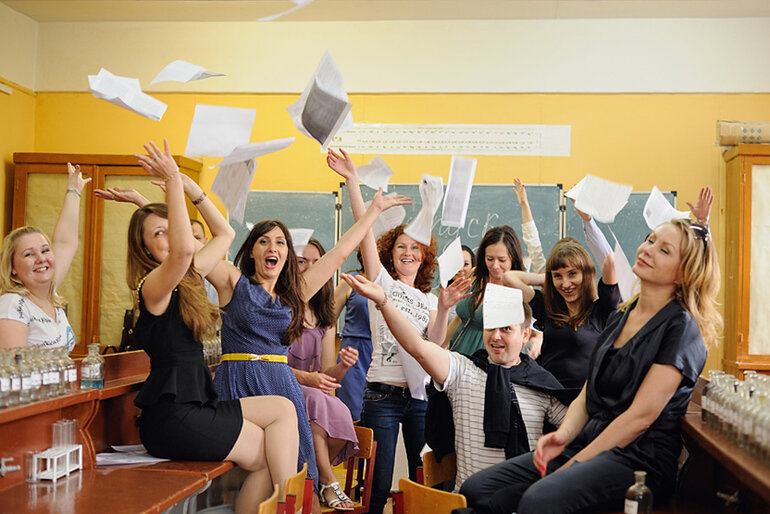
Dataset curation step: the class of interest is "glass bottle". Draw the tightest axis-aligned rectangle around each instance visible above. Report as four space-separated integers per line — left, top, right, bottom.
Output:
80 343 105 390
0 350 11 408
624 470 653 514
27 347 43 402
16 350 32 404
60 347 78 394
7 350 21 407
701 369 724 426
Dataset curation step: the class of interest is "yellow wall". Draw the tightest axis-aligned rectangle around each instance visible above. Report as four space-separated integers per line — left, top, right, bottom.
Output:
29 90 770 370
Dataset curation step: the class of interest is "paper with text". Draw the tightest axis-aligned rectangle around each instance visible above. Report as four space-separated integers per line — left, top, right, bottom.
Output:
357 156 394 192
150 59 225 85
574 174 632 224
437 237 465 288
88 68 167 121
212 160 256 224
185 104 256 157
404 174 444 246
441 156 476 228
643 186 690 230
483 283 524 329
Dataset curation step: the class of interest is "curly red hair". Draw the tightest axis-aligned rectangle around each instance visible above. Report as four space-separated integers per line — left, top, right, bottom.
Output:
377 224 437 293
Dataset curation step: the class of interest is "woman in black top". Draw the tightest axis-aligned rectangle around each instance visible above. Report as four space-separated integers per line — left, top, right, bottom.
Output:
505 237 619 388
126 140 299 512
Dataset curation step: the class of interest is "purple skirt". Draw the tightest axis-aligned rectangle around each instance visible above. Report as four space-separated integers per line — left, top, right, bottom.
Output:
301 385 359 465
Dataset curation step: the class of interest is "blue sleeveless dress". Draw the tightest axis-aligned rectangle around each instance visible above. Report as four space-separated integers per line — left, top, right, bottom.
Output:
213 274 318 482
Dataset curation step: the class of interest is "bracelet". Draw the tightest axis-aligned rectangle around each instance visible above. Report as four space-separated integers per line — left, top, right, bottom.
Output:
374 295 388 311
66 188 81 197
695 217 709 225
192 192 207 206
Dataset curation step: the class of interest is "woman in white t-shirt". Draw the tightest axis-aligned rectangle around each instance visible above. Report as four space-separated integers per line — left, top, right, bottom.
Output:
0 163 90 351
327 148 462 514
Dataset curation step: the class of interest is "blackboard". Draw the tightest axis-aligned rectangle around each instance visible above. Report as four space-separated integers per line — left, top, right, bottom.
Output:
564 190 677 274
228 190 338 260
339 183 563 277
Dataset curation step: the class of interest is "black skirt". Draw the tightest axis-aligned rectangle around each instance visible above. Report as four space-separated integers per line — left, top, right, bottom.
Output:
139 395 243 461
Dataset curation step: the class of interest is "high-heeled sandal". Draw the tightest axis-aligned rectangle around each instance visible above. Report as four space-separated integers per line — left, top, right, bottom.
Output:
319 481 355 511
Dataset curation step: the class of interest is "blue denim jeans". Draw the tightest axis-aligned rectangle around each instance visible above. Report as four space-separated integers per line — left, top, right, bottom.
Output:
361 384 427 514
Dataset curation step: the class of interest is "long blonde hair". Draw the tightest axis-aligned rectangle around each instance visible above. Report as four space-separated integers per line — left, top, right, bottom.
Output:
621 219 722 348
0 226 65 308
127 203 219 342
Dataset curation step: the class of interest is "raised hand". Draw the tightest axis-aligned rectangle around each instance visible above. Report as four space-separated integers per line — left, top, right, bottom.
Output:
94 187 149 207
326 148 357 180
67 163 91 193
686 186 713 223
512 178 529 207
438 277 473 310
135 139 179 182
338 346 359 368
370 188 412 212
340 273 386 304
533 430 569 478
306 372 341 394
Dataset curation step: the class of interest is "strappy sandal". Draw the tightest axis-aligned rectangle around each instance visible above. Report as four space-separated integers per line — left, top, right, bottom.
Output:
319 481 355 511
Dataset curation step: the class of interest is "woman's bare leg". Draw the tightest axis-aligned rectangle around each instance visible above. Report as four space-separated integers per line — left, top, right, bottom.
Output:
311 421 354 509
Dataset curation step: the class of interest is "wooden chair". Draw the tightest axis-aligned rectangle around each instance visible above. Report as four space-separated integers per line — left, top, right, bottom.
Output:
321 425 378 514
392 478 467 514
282 462 308 513
258 484 280 514
417 450 457 488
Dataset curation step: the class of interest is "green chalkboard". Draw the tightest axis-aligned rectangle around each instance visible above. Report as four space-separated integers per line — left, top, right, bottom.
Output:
228 190 338 260
565 190 677 273
339 183 563 277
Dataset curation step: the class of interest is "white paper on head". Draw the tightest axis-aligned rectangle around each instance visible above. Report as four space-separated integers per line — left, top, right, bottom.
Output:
358 156 394 192
150 59 226 85
213 137 295 169
643 186 690 230
185 104 256 157
365 195 407 240
564 177 586 201
437 237 465 288
211 159 257 225
404 174 444 246
257 0 313 21
573 174 633 224
609 229 639 302
88 68 167 121
441 156 476 228
290 228 314 255
483 283 524 329
286 51 353 149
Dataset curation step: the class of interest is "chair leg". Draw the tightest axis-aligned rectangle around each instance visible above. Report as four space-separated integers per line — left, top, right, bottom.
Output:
416 467 425 485
284 494 296 514
302 478 314 513
391 490 404 514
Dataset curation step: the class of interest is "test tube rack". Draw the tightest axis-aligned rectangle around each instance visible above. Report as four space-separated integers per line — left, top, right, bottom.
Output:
31 444 82 482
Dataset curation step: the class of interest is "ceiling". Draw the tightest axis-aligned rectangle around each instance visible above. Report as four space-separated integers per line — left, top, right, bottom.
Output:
4 0 770 23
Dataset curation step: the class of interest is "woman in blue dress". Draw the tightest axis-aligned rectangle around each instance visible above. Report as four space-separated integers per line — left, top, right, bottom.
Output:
209 189 409 485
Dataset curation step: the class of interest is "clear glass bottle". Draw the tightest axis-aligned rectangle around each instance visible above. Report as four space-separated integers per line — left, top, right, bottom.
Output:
80 343 105 390
60 347 78 394
624 470 653 514
0 350 11 408
16 350 32 404
27 347 43 402
45 347 62 398
7 350 21 407
701 369 724 426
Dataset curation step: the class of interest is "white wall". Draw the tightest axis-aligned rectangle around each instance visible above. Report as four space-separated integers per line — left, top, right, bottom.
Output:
33 17 770 93
0 3 37 89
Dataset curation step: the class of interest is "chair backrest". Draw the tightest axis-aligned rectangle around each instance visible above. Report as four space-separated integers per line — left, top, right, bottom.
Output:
335 425 377 514
420 450 457 488
283 462 308 513
258 484 280 514
393 478 467 514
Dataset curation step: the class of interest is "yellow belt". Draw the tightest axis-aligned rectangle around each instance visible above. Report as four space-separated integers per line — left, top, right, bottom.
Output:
221 353 288 363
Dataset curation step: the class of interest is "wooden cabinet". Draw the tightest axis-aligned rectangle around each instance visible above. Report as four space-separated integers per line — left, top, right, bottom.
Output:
722 145 770 377
12 153 202 355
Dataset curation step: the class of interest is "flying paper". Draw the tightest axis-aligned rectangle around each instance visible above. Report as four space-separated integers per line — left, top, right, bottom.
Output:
483 284 524 329
150 59 225 85
290 228 314 255
88 68 167 121
365 194 407 239
185 104 256 157
257 0 313 21
357 156 394 192
643 186 690 230
609 230 640 302
441 156 476 228
404 175 443 246
573 174 632 224
437 238 465 288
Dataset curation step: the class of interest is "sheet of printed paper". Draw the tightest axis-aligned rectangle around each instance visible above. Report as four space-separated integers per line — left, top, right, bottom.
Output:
437 237 465 288
483 283 524 328
564 177 586 201
211 159 256 224
365 194 407 239
610 230 639 302
185 104 256 157
214 137 295 168
404 174 444 246
290 228 314 255
257 0 313 21
88 68 167 121
357 156 394 192
643 185 690 230
150 59 226 85
441 156 476 228
286 51 354 148
574 174 632 224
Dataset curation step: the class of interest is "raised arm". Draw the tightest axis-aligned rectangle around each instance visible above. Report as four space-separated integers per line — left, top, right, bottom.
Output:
332 279 352 323
52 163 91 289
94 187 150 207
502 270 543 303
341 273 451 385
572 198 613 269
327 149 381 281
134 140 196 315
301 190 410 302
687 186 714 226
428 278 472 344
514 178 546 273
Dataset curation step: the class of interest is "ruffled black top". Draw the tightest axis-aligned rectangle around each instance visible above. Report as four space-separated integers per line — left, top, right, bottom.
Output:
133 286 218 408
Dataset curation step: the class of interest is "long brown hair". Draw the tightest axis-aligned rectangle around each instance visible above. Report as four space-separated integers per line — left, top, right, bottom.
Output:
304 239 335 328
377 224 437 293
127 203 219 342
470 225 524 313
620 219 722 348
0 226 65 308
544 238 597 329
233 219 305 345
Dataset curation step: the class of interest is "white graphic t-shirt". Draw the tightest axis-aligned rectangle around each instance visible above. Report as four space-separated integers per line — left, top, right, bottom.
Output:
0 293 76 351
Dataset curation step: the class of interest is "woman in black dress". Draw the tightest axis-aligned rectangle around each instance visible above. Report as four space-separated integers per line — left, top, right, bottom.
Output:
126 140 299 513
461 187 720 514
